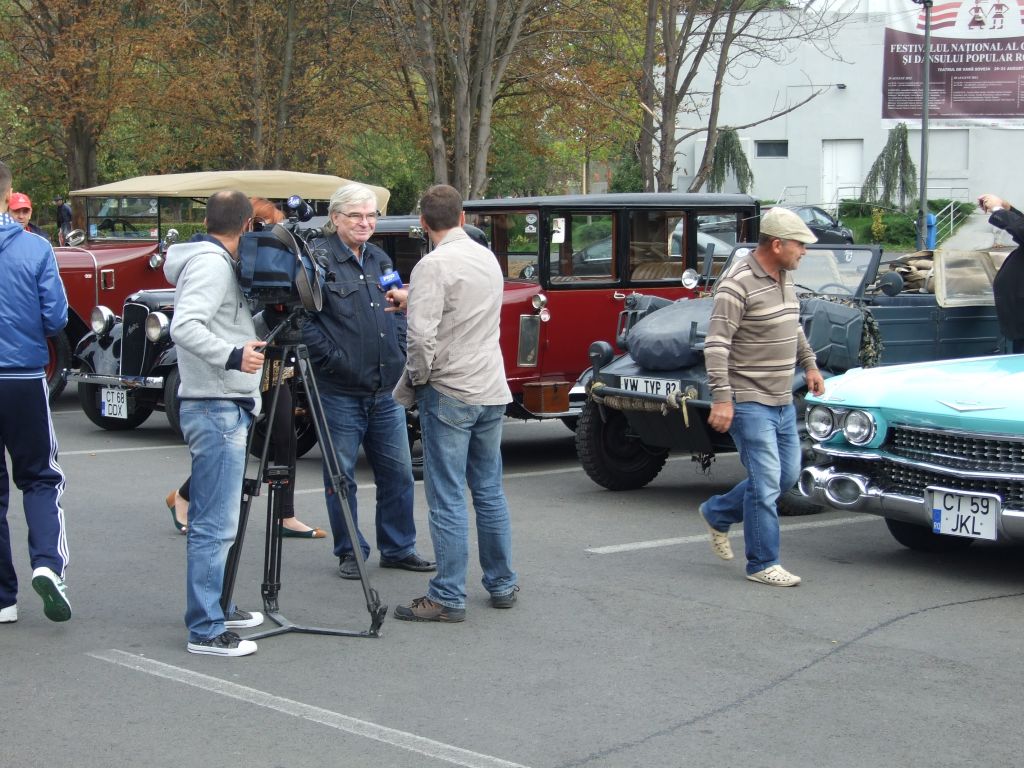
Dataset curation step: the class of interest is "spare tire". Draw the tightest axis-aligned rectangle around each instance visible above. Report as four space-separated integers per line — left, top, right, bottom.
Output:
627 297 714 371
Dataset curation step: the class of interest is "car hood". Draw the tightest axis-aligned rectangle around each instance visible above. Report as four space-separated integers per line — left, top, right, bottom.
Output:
811 354 1024 432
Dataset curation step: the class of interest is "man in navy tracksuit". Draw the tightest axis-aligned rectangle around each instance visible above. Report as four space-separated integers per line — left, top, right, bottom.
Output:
0 161 71 624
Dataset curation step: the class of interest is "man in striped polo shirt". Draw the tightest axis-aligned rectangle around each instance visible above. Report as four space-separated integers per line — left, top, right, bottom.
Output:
699 207 825 587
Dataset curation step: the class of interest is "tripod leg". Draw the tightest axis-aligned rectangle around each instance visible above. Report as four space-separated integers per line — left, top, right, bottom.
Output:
219 347 286 616
261 471 289 613
295 346 387 633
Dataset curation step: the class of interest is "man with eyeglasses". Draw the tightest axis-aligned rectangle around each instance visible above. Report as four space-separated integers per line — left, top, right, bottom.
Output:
699 207 825 588
302 183 433 581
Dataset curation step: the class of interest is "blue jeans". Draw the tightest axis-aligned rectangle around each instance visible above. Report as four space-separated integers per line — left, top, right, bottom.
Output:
179 400 251 642
416 384 517 609
318 390 416 561
702 402 800 575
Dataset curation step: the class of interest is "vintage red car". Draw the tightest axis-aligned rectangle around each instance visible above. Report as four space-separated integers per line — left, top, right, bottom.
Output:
50 170 388 400
461 193 760 425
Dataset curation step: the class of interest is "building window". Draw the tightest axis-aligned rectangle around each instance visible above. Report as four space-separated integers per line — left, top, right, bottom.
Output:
756 141 788 158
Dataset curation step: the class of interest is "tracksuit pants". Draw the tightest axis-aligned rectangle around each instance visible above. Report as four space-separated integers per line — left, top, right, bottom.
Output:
0 375 69 609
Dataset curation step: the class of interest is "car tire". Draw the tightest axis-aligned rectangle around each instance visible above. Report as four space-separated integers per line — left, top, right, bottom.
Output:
78 382 153 430
884 518 975 553
46 332 72 402
163 368 182 436
576 400 668 490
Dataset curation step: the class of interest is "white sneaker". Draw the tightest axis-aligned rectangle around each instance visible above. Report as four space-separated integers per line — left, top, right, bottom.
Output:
31 567 72 621
224 609 264 629
700 503 733 560
0 604 17 623
187 631 257 657
746 565 801 587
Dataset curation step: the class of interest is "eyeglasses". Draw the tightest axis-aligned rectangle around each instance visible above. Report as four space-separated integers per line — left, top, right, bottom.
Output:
337 211 379 223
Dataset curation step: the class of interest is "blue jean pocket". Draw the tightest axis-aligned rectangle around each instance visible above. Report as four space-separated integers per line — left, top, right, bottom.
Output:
437 393 476 428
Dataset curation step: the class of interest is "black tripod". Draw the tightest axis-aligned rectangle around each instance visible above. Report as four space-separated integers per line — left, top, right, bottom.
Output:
220 308 387 640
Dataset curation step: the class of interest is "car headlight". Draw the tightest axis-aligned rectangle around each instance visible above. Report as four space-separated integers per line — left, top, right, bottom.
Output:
148 251 166 269
681 268 699 289
90 306 116 337
145 311 170 343
805 405 836 441
531 293 548 310
842 409 876 445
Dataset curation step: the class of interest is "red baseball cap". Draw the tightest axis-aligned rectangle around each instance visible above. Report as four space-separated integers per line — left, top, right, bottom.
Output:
9 192 32 211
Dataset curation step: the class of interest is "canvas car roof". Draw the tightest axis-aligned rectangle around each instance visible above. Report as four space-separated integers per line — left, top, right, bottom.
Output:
70 170 390 213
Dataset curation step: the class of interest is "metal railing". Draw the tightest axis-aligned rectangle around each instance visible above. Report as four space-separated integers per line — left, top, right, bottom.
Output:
775 185 807 205
934 200 965 242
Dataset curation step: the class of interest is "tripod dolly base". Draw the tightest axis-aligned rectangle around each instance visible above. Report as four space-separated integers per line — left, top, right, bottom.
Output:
245 606 387 641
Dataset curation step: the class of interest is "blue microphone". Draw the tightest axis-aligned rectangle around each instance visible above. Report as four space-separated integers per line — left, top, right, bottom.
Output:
378 267 403 292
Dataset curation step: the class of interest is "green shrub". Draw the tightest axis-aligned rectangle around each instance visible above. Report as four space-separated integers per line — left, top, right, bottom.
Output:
839 199 874 219
880 213 917 244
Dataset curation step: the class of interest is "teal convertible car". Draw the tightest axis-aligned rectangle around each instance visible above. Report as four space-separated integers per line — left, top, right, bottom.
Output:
799 354 1024 551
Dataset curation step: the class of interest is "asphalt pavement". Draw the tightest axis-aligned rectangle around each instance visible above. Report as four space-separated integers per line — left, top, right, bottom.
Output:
3 385 1024 768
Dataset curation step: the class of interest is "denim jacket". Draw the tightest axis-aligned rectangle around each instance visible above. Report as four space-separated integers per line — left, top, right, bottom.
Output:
301 235 407 397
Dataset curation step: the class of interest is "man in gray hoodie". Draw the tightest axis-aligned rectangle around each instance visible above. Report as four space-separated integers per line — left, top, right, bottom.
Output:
164 190 266 657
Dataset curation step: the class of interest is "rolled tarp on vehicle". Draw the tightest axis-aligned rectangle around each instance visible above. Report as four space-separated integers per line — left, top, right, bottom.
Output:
70 170 390 213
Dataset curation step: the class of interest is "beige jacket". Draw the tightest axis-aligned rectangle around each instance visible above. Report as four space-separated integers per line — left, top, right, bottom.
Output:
393 228 510 407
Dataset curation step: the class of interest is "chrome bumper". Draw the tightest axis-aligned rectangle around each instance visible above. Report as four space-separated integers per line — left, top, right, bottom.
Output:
798 465 1024 539
63 369 164 389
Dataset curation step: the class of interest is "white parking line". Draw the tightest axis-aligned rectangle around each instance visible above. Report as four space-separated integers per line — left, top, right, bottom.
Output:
585 515 877 554
90 649 531 768
61 443 187 456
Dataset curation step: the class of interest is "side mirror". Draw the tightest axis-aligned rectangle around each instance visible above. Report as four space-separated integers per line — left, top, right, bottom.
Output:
65 229 86 247
878 270 904 297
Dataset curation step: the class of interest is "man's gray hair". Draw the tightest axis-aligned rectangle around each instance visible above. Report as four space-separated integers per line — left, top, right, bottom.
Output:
323 183 378 234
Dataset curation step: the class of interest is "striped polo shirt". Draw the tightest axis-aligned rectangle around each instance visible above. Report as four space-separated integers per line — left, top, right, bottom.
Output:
705 250 818 406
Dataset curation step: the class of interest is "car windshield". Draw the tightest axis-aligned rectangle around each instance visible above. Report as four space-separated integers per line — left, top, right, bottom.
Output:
933 249 1005 307
84 196 206 241
725 245 873 297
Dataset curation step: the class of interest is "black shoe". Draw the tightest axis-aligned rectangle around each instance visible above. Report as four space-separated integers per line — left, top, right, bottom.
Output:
224 608 264 629
187 631 257 657
380 553 436 572
338 554 361 580
489 585 519 609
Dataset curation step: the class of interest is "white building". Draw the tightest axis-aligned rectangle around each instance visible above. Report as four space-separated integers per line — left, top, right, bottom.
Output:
675 0 1024 207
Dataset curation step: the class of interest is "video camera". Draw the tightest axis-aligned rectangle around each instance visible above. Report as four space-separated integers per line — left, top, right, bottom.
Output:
238 195 326 312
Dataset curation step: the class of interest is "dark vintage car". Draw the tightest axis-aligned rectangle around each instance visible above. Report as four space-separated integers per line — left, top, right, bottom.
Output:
66 212 418 454
51 170 388 402
784 205 854 245
574 243 1005 512
69 192 764 443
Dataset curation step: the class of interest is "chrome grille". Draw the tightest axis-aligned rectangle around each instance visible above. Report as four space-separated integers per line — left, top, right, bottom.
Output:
877 461 1024 509
120 302 150 377
887 424 1024 474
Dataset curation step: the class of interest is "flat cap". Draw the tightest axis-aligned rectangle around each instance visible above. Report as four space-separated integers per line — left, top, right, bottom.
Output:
759 207 817 244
